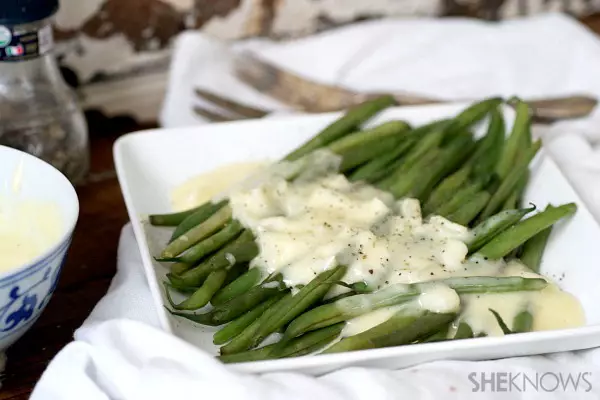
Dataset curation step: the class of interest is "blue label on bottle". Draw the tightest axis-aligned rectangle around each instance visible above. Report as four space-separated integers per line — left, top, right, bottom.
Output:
0 24 53 62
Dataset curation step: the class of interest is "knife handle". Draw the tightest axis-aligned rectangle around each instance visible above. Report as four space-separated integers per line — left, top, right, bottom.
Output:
389 93 597 121
523 95 597 121
234 53 597 121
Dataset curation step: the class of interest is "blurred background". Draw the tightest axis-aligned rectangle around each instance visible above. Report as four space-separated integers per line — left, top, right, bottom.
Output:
55 0 600 125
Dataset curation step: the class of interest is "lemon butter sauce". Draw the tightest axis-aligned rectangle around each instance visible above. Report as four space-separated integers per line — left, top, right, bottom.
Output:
170 153 584 337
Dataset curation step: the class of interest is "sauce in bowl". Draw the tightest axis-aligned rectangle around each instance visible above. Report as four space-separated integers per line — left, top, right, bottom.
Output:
0 196 63 272
0 159 64 272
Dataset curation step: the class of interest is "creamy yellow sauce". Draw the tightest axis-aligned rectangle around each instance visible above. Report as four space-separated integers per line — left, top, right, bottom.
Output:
170 161 269 212
456 262 585 335
341 288 461 338
0 196 63 272
229 172 475 289
170 152 585 338
342 306 404 337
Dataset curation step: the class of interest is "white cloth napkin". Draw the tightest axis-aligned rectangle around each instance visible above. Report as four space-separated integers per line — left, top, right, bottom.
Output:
33 12 600 399
159 12 600 127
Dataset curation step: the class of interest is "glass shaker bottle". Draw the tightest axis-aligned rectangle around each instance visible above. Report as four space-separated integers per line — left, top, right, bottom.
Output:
0 0 89 184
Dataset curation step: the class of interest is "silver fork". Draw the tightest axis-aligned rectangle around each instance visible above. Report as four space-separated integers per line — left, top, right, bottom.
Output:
193 52 598 123
193 88 270 122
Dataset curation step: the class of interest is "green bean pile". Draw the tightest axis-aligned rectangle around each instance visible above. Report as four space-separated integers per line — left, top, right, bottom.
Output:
150 96 577 363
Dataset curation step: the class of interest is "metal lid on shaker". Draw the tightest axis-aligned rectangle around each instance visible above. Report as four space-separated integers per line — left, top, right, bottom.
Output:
0 0 59 25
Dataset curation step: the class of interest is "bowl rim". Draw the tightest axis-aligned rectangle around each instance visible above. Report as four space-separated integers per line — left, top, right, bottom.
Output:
0 145 80 281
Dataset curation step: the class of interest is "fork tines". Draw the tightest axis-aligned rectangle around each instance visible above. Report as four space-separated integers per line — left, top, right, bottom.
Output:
194 88 270 122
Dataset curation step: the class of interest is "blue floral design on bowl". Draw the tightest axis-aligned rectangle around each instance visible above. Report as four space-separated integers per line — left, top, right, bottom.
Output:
0 146 79 350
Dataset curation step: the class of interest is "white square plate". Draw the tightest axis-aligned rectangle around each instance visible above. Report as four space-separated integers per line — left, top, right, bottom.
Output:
114 103 600 375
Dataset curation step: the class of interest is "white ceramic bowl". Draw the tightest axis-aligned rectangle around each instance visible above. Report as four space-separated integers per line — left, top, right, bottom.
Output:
0 146 79 350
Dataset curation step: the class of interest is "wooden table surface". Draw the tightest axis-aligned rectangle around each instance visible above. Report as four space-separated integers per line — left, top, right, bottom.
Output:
1 15 600 398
